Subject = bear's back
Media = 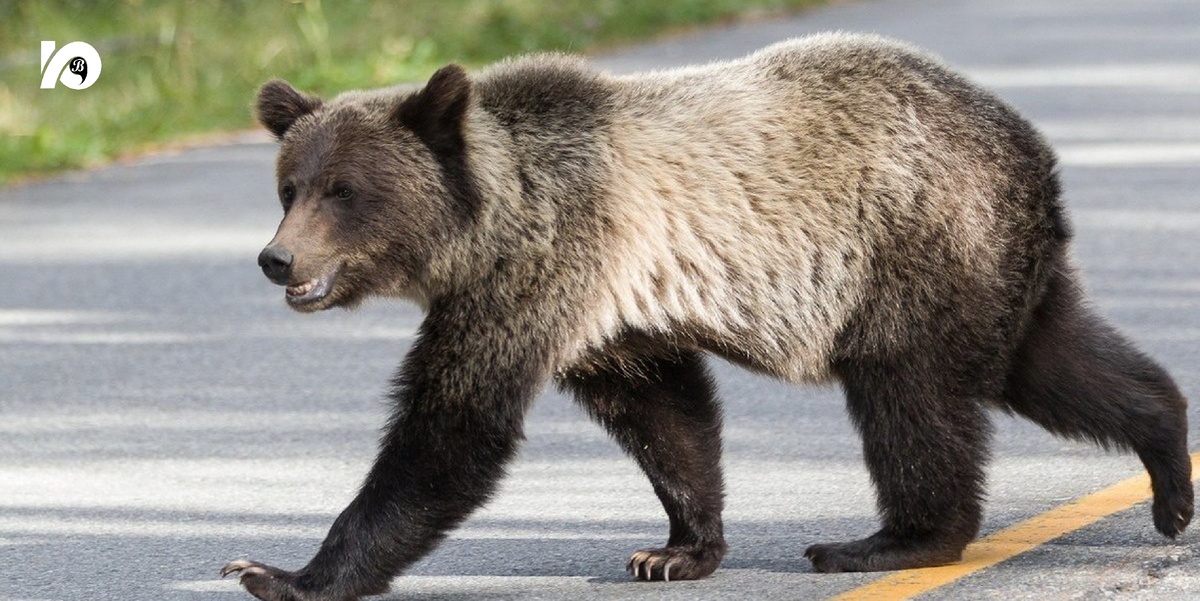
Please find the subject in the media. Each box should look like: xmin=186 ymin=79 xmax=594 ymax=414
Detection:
xmin=556 ymin=35 xmax=1062 ymax=381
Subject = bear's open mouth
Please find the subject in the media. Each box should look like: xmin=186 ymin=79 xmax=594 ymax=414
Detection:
xmin=286 ymin=266 xmax=340 ymax=306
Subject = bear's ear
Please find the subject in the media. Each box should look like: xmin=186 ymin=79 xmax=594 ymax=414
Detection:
xmin=256 ymin=80 xmax=322 ymax=139
xmin=396 ymin=64 xmax=472 ymax=150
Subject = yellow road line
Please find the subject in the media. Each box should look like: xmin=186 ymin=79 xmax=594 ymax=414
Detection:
xmin=831 ymin=453 xmax=1200 ymax=600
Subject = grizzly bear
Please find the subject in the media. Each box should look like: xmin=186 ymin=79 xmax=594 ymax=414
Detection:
xmin=222 ymin=33 xmax=1192 ymax=601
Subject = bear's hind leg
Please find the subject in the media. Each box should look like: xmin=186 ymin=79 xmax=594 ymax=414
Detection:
xmin=1000 ymin=265 xmax=1192 ymax=538
xmin=807 ymin=360 xmax=991 ymax=572
xmin=561 ymin=350 xmax=726 ymax=581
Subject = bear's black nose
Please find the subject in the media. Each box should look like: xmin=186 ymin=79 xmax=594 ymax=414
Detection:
xmin=258 ymin=245 xmax=294 ymax=285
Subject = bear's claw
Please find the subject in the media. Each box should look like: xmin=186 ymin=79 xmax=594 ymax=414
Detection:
xmin=220 ymin=559 xmax=306 ymax=601
xmin=626 ymin=544 xmax=723 ymax=582
xmin=220 ymin=559 xmax=263 ymax=578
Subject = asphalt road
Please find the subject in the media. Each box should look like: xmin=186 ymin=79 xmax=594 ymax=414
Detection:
xmin=2 ymin=0 xmax=1199 ymax=599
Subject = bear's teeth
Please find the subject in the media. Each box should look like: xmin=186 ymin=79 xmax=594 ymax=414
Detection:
xmin=287 ymin=280 xmax=315 ymax=296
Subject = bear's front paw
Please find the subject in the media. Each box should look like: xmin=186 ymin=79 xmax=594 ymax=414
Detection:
xmin=626 ymin=543 xmax=725 ymax=582
xmin=221 ymin=559 xmax=313 ymax=601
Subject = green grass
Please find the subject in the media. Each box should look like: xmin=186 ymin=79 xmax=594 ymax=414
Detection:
xmin=0 ymin=0 xmax=823 ymax=184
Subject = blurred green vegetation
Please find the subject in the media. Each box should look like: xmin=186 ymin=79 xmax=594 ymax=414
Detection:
xmin=0 ymin=0 xmax=822 ymax=183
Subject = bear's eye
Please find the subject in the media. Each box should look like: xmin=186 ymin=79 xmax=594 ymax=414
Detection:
xmin=280 ymin=184 xmax=296 ymax=208
xmin=333 ymin=184 xmax=355 ymax=201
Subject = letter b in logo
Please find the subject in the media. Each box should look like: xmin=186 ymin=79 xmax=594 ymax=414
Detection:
xmin=41 ymin=41 xmax=102 ymax=89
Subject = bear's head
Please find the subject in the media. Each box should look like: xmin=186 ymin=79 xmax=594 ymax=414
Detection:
xmin=254 ymin=66 xmax=476 ymax=312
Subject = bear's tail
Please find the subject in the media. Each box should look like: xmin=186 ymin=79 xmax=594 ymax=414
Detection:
xmin=999 ymin=259 xmax=1193 ymax=538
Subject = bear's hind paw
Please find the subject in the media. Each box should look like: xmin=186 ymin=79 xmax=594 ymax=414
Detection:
xmin=805 ymin=532 xmax=964 ymax=573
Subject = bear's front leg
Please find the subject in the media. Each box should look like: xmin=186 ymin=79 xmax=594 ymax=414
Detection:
xmin=561 ymin=350 xmax=727 ymax=581
xmin=223 ymin=301 xmax=553 ymax=601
